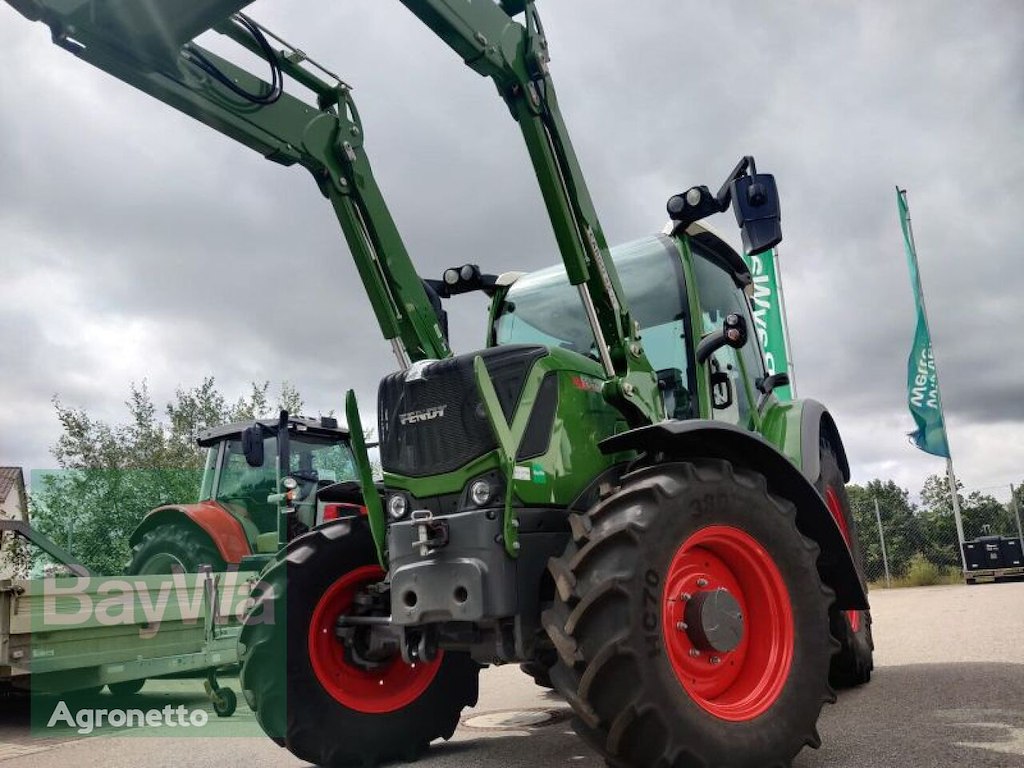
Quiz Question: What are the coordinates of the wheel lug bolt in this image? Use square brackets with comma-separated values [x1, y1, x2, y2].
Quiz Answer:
[710, 656, 721, 665]
[689, 648, 700, 657]
[696, 578, 708, 588]
[681, 592, 691, 601]
[675, 621, 687, 631]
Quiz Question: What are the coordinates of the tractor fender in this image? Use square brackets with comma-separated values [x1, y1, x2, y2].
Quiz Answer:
[600, 420, 867, 610]
[797, 399, 851, 485]
[130, 501, 254, 565]
[758, 398, 851, 486]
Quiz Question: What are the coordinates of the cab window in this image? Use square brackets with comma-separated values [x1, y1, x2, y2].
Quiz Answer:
[690, 242, 765, 428]
[494, 235, 696, 419]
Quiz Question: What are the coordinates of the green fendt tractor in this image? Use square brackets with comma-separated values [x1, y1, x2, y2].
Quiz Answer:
[7, 2, 872, 766]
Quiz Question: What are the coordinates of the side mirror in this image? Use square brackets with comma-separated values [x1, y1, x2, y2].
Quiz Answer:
[696, 313, 748, 365]
[731, 173, 781, 256]
[241, 423, 265, 468]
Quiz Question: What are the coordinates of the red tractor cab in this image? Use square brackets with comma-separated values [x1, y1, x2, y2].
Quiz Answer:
[127, 414, 366, 574]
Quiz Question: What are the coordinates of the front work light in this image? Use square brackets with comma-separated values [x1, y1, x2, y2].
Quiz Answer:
[388, 494, 408, 521]
[469, 479, 492, 506]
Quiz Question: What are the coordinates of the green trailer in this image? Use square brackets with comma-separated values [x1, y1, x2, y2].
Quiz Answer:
[0, 520, 249, 715]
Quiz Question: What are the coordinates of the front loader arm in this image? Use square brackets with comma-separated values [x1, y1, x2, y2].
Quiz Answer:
[6, 0, 450, 366]
[398, 0, 663, 425]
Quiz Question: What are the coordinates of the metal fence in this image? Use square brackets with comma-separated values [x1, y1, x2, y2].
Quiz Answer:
[851, 485, 1024, 587]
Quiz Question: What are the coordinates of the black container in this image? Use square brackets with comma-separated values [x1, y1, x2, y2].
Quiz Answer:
[998, 536, 1024, 568]
[963, 536, 1005, 571]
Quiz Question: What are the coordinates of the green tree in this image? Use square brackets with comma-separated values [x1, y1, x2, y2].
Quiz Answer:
[961, 490, 1014, 540]
[847, 480, 918, 580]
[1010, 483, 1024, 539]
[914, 474, 963, 568]
[31, 379, 305, 575]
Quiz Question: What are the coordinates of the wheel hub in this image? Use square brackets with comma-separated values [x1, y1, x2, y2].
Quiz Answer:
[661, 525, 795, 721]
[683, 587, 744, 653]
[308, 565, 443, 714]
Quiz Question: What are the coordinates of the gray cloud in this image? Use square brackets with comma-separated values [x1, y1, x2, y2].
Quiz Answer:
[1, 0, 1022, 497]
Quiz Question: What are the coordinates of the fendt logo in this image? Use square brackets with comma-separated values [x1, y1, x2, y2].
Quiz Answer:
[399, 405, 447, 425]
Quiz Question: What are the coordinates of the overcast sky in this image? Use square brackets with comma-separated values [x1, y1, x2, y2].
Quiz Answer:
[1, 0, 1021, 500]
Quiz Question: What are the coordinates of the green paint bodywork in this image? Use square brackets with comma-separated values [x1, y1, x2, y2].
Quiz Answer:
[345, 390, 386, 565]
[759, 399, 807, 472]
[384, 346, 630, 555]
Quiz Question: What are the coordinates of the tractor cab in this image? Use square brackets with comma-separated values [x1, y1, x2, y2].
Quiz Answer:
[199, 415, 363, 541]
[492, 224, 777, 429]
[127, 415, 363, 575]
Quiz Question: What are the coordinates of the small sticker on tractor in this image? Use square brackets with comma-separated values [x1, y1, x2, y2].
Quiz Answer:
[513, 466, 531, 481]
[531, 465, 547, 484]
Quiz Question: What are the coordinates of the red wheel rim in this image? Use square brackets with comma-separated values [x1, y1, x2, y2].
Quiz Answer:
[825, 487, 861, 632]
[661, 525, 794, 721]
[308, 565, 442, 714]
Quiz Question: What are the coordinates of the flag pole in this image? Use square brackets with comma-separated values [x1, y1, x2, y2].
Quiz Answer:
[899, 187, 967, 570]
[772, 248, 798, 397]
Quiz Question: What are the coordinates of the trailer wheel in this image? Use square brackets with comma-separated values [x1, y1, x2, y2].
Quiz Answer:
[212, 687, 237, 718]
[127, 524, 225, 575]
[543, 460, 835, 768]
[239, 520, 480, 767]
[816, 445, 874, 687]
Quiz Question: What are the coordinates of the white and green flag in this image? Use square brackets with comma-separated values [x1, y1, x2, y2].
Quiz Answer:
[744, 248, 794, 401]
[898, 188, 950, 458]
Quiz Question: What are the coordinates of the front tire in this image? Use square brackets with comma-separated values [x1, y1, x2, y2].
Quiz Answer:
[127, 524, 225, 575]
[543, 460, 835, 768]
[238, 519, 480, 767]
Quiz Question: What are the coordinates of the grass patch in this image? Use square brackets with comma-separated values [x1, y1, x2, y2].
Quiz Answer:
[869, 553, 963, 589]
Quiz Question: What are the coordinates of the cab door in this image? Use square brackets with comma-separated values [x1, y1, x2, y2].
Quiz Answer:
[687, 236, 767, 430]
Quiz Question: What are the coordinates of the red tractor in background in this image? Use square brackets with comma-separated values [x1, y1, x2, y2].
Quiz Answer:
[127, 413, 366, 574]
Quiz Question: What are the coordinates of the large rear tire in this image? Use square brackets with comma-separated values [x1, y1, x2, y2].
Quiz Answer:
[816, 444, 874, 687]
[127, 524, 225, 574]
[238, 519, 480, 767]
[543, 460, 835, 768]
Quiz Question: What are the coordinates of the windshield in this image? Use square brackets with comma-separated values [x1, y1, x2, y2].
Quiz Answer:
[289, 433, 359, 485]
[217, 433, 357, 501]
[495, 236, 687, 355]
[494, 235, 695, 418]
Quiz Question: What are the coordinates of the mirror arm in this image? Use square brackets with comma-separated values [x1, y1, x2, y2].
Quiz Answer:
[756, 371, 790, 395]
[696, 331, 727, 366]
[696, 313, 748, 365]
[714, 155, 755, 208]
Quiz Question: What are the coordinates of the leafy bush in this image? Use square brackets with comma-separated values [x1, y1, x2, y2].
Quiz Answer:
[870, 552, 963, 589]
[904, 553, 945, 586]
